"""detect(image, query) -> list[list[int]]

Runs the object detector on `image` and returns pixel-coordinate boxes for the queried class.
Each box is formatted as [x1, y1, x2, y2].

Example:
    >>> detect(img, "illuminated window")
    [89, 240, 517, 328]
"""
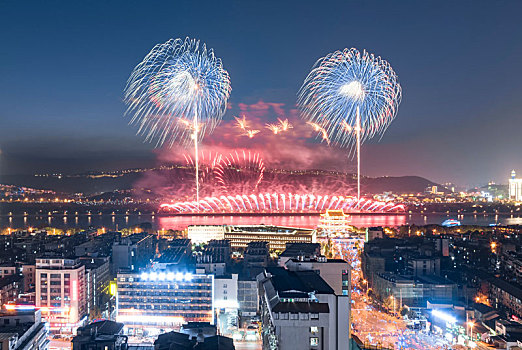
[310, 327, 319, 334]
[310, 337, 319, 346]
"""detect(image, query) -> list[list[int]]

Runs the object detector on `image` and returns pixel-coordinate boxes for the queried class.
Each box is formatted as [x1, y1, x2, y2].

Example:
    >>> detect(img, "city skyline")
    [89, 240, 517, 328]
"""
[2, 1, 522, 187]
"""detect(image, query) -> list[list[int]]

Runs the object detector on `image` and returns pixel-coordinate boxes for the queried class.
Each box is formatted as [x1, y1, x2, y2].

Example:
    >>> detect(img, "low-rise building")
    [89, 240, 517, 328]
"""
[372, 273, 457, 310]
[0, 275, 24, 306]
[154, 330, 234, 350]
[244, 242, 269, 269]
[488, 277, 522, 318]
[278, 243, 321, 267]
[188, 225, 315, 250]
[72, 320, 127, 350]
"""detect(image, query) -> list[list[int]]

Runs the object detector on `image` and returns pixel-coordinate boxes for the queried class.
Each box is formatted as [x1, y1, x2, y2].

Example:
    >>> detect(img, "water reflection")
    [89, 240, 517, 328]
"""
[1, 212, 522, 231]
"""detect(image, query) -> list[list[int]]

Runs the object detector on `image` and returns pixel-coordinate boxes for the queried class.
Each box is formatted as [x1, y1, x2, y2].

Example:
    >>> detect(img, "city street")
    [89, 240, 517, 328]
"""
[332, 237, 454, 350]
[49, 339, 71, 350]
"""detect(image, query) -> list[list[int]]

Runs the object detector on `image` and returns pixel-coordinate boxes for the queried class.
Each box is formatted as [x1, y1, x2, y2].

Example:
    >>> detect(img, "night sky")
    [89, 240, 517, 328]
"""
[1, 0, 522, 187]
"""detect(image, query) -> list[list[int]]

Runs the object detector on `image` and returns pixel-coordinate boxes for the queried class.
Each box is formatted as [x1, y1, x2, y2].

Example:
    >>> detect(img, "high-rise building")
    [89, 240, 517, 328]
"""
[80, 257, 111, 317]
[35, 257, 87, 333]
[257, 268, 350, 350]
[111, 233, 155, 273]
[509, 170, 522, 201]
[116, 269, 214, 332]
[285, 257, 351, 296]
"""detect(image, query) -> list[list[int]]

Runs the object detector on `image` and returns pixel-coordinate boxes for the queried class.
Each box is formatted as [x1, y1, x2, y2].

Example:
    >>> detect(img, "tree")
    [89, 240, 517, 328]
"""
[89, 306, 102, 320]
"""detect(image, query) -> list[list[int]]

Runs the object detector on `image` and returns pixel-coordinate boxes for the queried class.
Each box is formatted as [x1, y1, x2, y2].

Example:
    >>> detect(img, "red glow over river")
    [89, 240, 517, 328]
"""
[156, 214, 407, 230]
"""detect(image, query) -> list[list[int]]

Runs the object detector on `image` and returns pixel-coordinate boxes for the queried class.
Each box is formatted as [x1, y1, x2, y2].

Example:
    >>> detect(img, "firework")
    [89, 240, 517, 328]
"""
[214, 151, 265, 194]
[244, 129, 261, 138]
[265, 123, 282, 134]
[124, 37, 231, 204]
[307, 122, 330, 144]
[184, 151, 222, 185]
[160, 192, 405, 214]
[234, 115, 249, 130]
[278, 118, 293, 131]
[298, 48, 401, 198]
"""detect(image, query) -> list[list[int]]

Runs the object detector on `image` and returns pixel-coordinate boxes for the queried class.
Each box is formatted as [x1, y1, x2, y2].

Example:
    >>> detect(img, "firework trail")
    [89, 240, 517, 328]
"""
[184, 151, 222, 190]
[298, 48, 401, 198]
[214, 150, 265, 194]
[244, 129, 261, 138]
[160, 192, 405, 214]
[278, 118, 293, 131]
[298, 48, 401, 147]
[234, 115, 249, 130]
[265, 123, 282, 134]
[124, 37, 231, 204]
[307, 122, 330, 145]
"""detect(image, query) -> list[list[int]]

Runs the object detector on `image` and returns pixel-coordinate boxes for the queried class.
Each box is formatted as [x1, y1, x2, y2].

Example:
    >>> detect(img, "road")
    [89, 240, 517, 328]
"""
[49, 339, 71, 350]
[331, 237, 454, 350]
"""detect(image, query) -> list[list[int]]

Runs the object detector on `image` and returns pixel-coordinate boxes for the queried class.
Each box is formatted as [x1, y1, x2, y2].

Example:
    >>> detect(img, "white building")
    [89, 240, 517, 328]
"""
[285, 257, 351, 296]
[188, 225, 226, 244]
[258, 268, 350, 350]
[214, 274, 239, 310]
[509, 170, 522, 201]
[35, 258, 87, 333]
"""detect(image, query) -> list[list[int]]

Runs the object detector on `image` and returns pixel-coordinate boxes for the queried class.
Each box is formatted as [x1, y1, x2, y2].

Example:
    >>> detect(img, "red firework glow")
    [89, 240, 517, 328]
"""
[214, 150, 265, 194]
[160, 193, 405, 214]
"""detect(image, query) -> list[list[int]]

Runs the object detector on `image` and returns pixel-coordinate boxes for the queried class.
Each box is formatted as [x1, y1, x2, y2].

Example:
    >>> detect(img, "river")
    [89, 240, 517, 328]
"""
[1, 212, 522, 231]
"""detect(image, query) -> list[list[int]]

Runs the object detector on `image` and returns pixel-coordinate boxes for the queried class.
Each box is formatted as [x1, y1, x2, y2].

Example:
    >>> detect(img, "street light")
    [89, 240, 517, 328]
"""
[468, 321, 475, 340]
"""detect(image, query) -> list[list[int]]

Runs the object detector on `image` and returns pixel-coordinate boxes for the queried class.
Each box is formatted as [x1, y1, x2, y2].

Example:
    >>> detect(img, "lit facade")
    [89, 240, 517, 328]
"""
[35, 258, 87, 332]
[258, 268, 350, 350]
[318, 209, 351, 233]
[187, 225, 226, 244]
[116, 270, 214, 329]
[188, 225, 315, 250]
[509, 170, 522, 201]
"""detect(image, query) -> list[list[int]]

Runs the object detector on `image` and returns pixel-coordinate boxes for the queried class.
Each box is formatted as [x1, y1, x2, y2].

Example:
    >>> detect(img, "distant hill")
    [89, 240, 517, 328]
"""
[364, 175, 447, 195]
[1, 170, 444, 197]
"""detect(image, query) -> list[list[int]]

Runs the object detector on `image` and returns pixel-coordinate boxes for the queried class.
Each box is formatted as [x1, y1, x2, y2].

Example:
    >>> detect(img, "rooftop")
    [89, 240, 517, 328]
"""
[266, 267, 334, 294]
[77, 320, 124, 336]
[272, 302, 329, 313]
[279, 243, 320, 257]
[489, 277, 522, 301]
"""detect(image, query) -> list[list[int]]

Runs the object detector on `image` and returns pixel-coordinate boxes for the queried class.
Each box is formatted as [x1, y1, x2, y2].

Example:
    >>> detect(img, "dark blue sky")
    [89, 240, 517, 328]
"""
[1, 0, 522, 186]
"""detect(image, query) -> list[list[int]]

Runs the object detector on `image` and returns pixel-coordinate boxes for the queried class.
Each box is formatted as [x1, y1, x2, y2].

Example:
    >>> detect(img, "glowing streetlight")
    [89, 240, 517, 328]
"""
[468, 321, 475, 339]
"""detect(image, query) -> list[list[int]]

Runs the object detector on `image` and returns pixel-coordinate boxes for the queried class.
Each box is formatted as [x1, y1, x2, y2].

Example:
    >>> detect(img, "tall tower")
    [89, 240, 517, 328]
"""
[509, 170, 522, 201]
